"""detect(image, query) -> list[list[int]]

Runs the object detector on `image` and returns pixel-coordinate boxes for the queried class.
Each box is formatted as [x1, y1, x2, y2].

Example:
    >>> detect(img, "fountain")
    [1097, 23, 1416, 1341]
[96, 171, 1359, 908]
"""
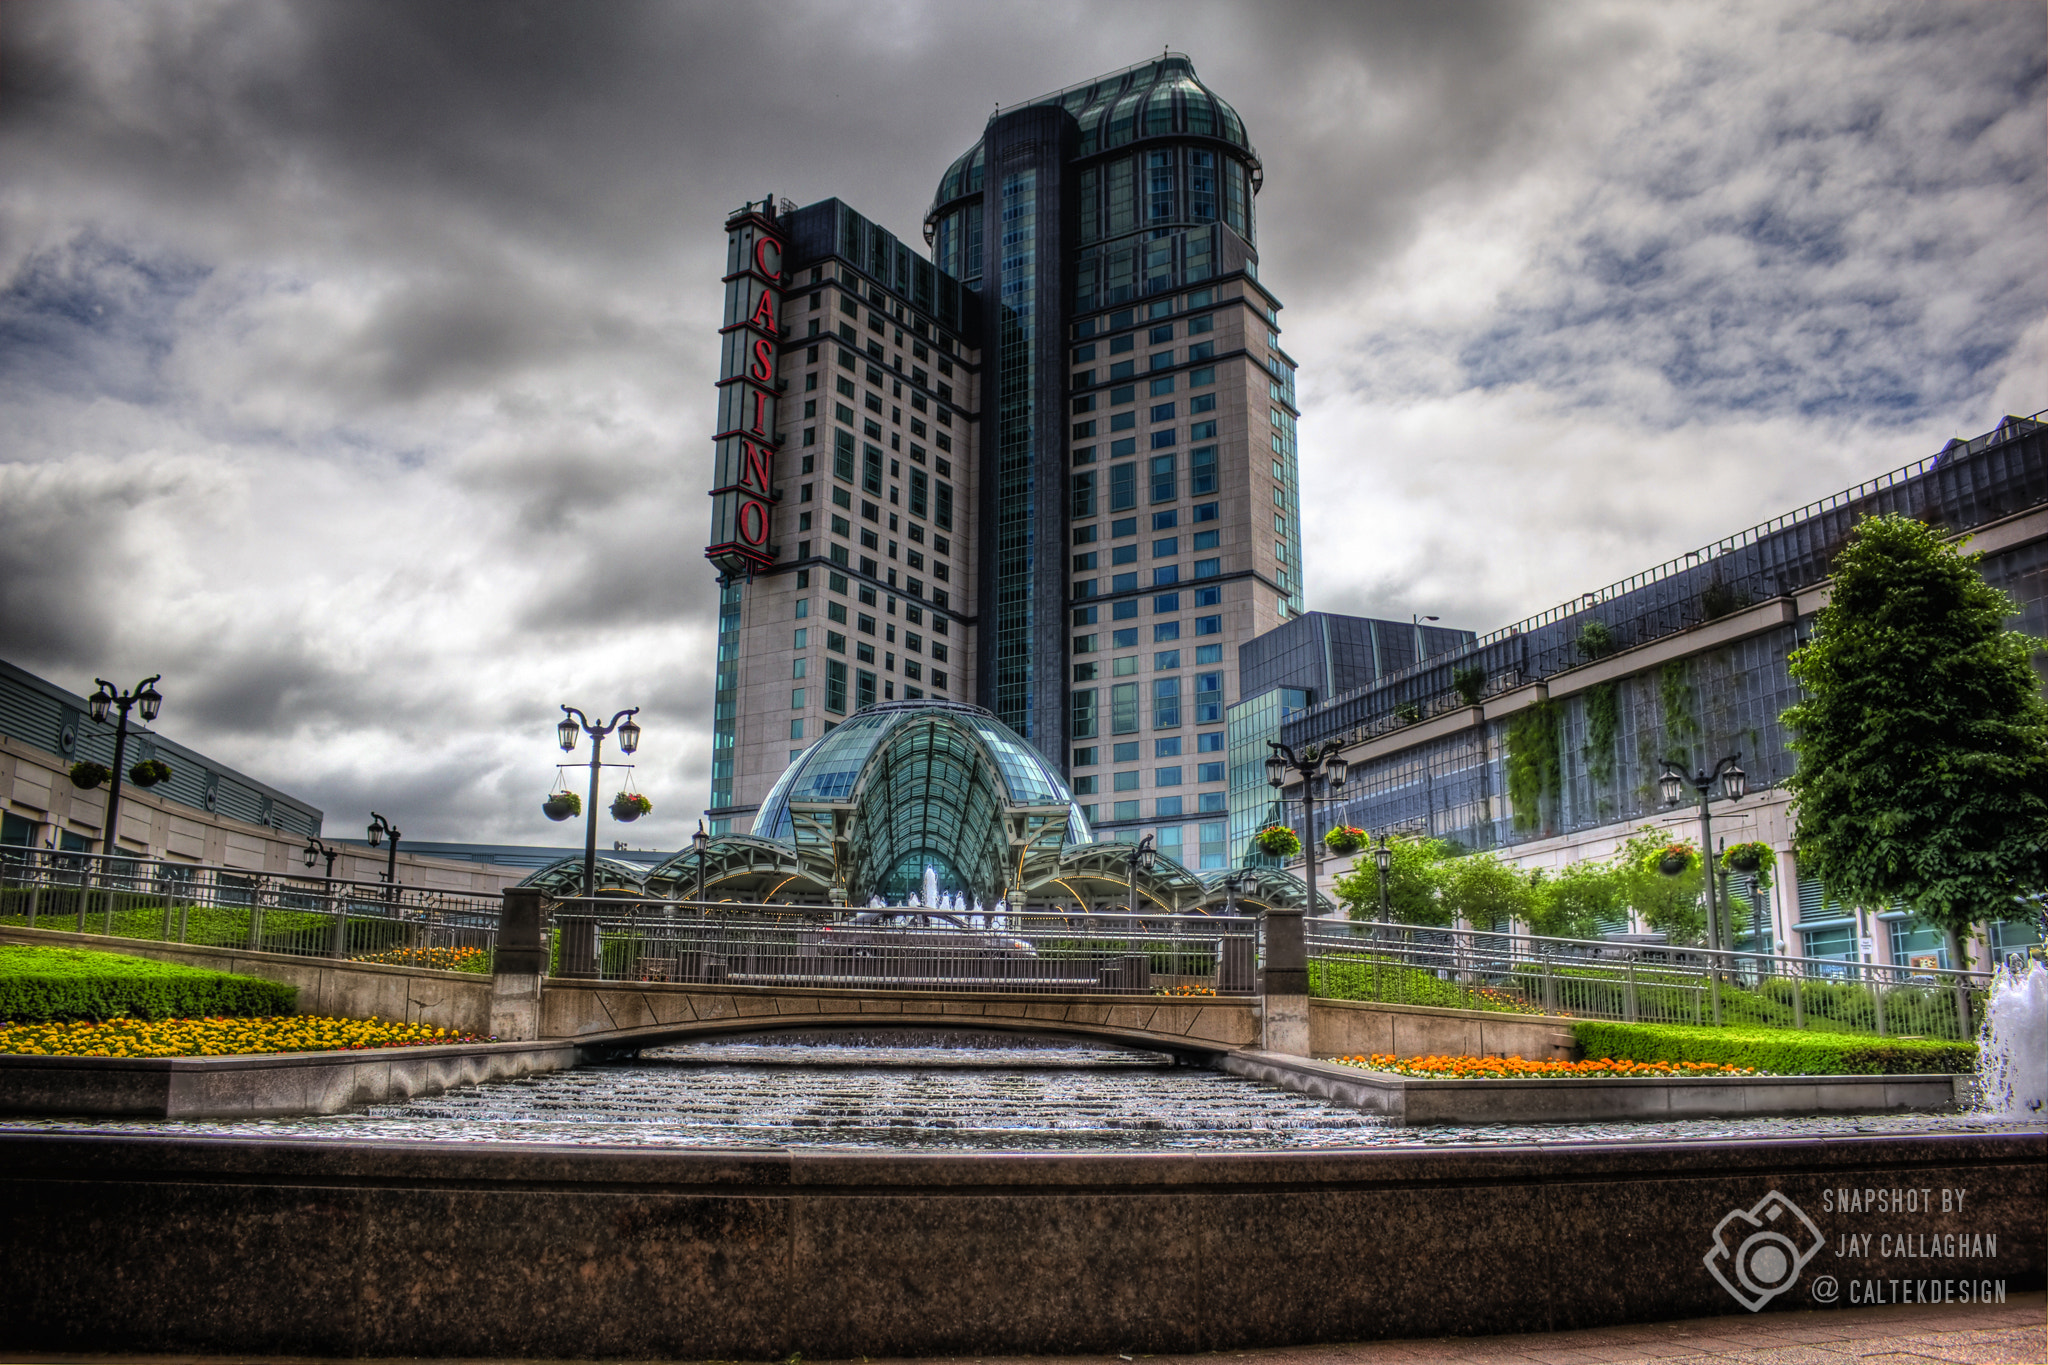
[1977, 958, 2047, 1118]
[920, 866, 940, 910]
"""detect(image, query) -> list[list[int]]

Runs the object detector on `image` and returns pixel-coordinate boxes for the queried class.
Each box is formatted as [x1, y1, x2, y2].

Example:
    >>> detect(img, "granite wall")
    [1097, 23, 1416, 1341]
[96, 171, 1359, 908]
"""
[1, 1132, 2038, 1358]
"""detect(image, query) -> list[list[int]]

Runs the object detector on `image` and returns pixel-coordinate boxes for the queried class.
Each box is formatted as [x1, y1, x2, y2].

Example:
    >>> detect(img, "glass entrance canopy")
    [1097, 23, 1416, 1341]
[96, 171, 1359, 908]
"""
[642, 700, 1318, 912]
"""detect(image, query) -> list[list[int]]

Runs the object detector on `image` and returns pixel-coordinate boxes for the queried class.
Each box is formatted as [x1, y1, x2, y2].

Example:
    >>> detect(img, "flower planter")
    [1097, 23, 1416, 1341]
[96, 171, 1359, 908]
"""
[1658, 854, 1691, 875]
[68, 763, 109, 791]
[542, 794, 580, 822]
[1323, 826, 1367, 856]
[610, 794, 652, 823]
[129, 759, 172, 789]
[1255, 826, 1302, 859]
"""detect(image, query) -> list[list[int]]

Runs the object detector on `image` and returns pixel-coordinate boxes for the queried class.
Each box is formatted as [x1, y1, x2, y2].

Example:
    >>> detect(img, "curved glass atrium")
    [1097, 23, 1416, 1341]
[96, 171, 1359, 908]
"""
[639, 701, 1312, 913]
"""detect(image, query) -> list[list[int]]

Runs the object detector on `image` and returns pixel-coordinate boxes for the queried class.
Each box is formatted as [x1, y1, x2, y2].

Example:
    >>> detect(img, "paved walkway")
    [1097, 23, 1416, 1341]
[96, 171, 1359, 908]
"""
[6, 1292, 2042, 1365]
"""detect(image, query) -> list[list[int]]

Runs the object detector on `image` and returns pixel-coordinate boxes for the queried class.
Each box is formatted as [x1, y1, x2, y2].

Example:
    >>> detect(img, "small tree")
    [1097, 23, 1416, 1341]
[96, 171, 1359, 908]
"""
[1527, 858, 1625, 940]
[1438, 850, 1536, 931]
[1332, 835, 1452, 925]
[1783, 514, 2048, 974]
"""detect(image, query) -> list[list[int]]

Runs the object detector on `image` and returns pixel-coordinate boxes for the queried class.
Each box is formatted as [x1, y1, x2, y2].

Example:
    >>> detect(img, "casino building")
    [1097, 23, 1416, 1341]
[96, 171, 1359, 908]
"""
[705, 53, 1302, 875]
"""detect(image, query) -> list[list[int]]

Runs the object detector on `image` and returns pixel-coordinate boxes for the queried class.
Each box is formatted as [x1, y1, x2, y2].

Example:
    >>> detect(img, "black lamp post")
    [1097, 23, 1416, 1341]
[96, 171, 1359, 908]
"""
[85, 675, 162, 858]
[1264, 741, 1349, 917]
[303, 836, 342, 880]
[1659, 754, 1746, 958]
[1125, 832, 1158, 918]
[1373, 832, 1393, 922]
[305, 836, 346, 955]
[691, 820, 711, 905]
[365, 813, 402, 905]
[558, 705, 641, 900]
[1221, 869, 1245, 916]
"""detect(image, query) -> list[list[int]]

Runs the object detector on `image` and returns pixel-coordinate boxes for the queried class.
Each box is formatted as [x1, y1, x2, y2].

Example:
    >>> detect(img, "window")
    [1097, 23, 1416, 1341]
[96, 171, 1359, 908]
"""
[1193, 501, 1219, 523]
[1073, 421, 1097, 438]
[1195, 615, 1222, 635]
[1190, 393, 1216, 415]
[1149, 351, 1173, 371]
[1198, 730, 1224, 752]
[1112, 627, 1138, 648]
[1152, 676, 1181, 728]
[1199, 791, 1227, 813]
[1108, 462, 1136, 512]
[793, 627, 808, 648]
[1149, 402, 1175, 422]
[1073, 746, 1098, 767]
[1150, 453, 1176, 501]
[828, 600, 848, 624]
[1195, 644, 1222, 665]
[1187, 313, 1213, 334]
[1073, 605, 1098, 626]
[1112, 654, 1139, 677]
[910, 469, 928, 516]
[857, 613, 876, 635]
[1073, 662, 1099, 681]
[795, 599, 811, 619]
[1155, 796, 1183, 817]
[1153, 566, 1179, 587]
[1110, 437, 1137, 457]
[935, 481, 953, 530]
[1194, 585, 1222, 606]
[1152, 537, 1178, 558]
[856, 669, 877, 708]
[792, 656, 808, 678]
[1073, 343, 1097, 363]
[1112, 801, 1140, 822]
[832, 486, 852, 509]
[1154, 620, 1181, 642]
[1191, 445, 1217, 495]
[1073, 579, 1097, 598]
[1198, 761, 1225, 784]
[1113, 770, 1140, 792]
[1073, 445, 1096, 466]
[1071, 688, 1098, 739]
[1195, 672, 1223, 722]
[1199, 821, 1227, 870]
[1154, 736, 1182, 757]
[1149, 375, 1174, 397]
[827, 631, 847, 653]
[1110, 682, 1140, 734]
[1149, 323, 1173, 344]
[1152, 509, 1178, 530]
[833, 429, 855, 481]
[1072, 775, 1097, 795]
[1072, 395, 1096, 414]
[1072, 470, 1096, 518]
[1073, 633, 1098, 653]
[825, 660, 848, 714]
[1109, 334, 1135, 354]
[1113, 741, 1140, 762]
[1188, 340, 1214, 361]
[1190, 420, 1217, 441]
[1195, 559, 1219, 578]
[1109, 360, 1135, 380]
[1109, 411, 1136, 432]
[1110, 543, 1138, 565]
[791, 688, 806, 710]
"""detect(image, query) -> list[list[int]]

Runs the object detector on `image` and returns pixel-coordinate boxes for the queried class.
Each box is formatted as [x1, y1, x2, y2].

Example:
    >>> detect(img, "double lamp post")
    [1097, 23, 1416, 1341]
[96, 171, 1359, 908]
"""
[85, 675, 163, 859]
[1659, 753, 1747, 958]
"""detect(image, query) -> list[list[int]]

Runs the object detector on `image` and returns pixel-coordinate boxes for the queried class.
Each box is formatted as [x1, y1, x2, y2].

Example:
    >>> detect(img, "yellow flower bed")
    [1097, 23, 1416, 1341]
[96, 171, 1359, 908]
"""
[1334, 1053, 1762, 1079]
[348, 945, 490, 972]
[1154, 983, 1217, 997]
[0, 1015, 486, 1058]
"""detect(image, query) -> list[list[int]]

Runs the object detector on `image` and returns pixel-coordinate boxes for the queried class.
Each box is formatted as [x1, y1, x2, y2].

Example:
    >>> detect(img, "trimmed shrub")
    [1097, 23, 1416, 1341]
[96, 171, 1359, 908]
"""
[1571, 1020, 1975, 1075]
[0, 945, 296, 1022]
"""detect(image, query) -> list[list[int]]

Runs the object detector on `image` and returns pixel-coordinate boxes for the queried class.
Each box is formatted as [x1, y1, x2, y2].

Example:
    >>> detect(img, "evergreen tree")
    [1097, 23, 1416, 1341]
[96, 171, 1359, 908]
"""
[1782, 514, 2048, 972]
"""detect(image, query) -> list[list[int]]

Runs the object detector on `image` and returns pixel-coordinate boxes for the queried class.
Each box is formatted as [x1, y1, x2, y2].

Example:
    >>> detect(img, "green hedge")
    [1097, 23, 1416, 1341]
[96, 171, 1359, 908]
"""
[1571, 1020, 1976, 1075]
[0, 945, 296, 1022]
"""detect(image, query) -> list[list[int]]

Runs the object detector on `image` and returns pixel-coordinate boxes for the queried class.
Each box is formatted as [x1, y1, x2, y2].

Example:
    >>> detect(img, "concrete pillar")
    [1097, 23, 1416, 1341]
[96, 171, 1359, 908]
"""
[1261, 904, 1309, 1056]
[489, 886, 548, 1042]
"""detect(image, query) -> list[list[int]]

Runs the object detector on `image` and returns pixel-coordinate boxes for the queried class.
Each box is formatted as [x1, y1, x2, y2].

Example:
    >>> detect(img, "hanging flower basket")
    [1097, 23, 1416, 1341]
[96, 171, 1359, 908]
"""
[542, 791, 581, 822]
[610, 792, 652, 823]
[129, 759, 173, 789]
[1255, 825, 1302, 859]
[1720, 841, 1775, 889]
[1323, 825, 1368, 856]
[69, 762, 109, 791]
[1655, 843, 1699, 876]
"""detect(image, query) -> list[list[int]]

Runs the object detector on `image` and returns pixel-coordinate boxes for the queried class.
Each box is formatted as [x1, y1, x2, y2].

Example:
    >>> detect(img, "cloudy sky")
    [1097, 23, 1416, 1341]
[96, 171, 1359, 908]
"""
[1, 0, 2041, 851]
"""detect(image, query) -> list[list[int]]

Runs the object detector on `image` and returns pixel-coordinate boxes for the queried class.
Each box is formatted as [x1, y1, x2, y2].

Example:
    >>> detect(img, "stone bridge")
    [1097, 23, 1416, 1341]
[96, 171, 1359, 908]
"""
[542, 979, 1260, 1057]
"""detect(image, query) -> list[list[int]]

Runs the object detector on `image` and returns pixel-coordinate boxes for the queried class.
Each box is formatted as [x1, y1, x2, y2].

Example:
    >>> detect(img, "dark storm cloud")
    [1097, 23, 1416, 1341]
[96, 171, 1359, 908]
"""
[0, 0, 2039, 846]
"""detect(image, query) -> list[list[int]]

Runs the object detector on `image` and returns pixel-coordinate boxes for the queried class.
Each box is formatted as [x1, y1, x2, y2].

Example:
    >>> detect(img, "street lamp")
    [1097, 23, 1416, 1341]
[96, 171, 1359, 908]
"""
[1659, 754, 1746, 958]
[1412, 613, 1440, 663]
[303, 836, 342, 879]
[85, 675, 162, 859]
[1221, 869, 1245, 916]
[1373, 832, 1393, 922]
[691, 820, 711, 905]
[366, 812, 402, 904]
[306, 836, 346, 955]
[1125, 832, 1158, 918]
[557, 704, 641, 900]
[1265, 741, 1348, 917]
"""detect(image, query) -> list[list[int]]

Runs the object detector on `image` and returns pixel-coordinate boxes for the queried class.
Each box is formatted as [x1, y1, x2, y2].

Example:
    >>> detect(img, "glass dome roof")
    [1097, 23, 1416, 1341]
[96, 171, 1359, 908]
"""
[754, 700, 1090, 845]
[928, 54, 1257, 217]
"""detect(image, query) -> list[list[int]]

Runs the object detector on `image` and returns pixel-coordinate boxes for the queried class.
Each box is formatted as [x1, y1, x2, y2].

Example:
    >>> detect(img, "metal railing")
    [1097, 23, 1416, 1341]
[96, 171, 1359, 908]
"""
[0, 847, 500, 970]
[1307, 919, 1995, 1041]
[543, 897, 1261, 995]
